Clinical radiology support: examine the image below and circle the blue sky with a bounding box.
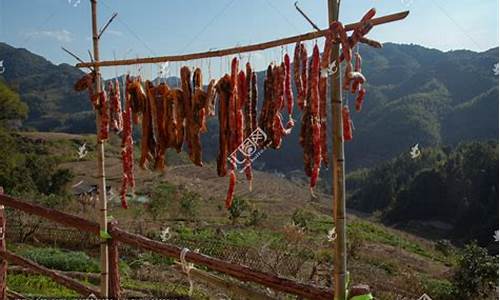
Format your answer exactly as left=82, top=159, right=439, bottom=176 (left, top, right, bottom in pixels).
left=0, top=0, right=498, bottom=79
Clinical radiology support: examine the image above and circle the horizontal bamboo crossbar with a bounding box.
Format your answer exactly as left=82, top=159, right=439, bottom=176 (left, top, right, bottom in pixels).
left=0, top=194, right=332, bottom=299
left=76, top=10, right=408, bottom=68
left=0, top=250, right=100, bottom=297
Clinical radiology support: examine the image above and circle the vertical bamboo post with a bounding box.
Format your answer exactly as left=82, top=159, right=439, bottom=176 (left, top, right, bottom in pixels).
left=328, top=0, right=347, bottom=299
left=90, top=0, right=109, bottom=297
left=0, top=187, right=6, bottom=300
left=108, top=222, right=121, bottom=300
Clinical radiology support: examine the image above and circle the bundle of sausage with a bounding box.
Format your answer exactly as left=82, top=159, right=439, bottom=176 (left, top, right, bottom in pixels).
left=259, top=58, right=294, bottom=150
left=299, top=43, right=323, bottom=194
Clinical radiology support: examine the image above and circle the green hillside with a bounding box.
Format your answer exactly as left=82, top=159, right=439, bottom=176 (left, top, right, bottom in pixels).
left=347, top=141, right=499, bottom=251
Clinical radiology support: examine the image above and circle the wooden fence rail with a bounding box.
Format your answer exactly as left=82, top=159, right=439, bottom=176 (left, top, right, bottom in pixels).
left=0, top=250, right=100, bottom=297
left=0, top=193, right=334, bottom=300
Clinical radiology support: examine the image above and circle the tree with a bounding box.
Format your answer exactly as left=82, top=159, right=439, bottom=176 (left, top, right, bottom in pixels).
left=0, top=81, right=28, bottom=123
left=452, top=242, right=498, bottom=299
left=228, top=197, right=249, bottom=225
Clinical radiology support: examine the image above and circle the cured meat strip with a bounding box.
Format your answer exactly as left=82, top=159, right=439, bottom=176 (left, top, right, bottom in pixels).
left=284, top=53, right=294, bottom=130
left=108, top=79, right=123, bottom=132
left=319, top=23, right=336, bottom=168
left=216, top=75, right=232, bottom=177
left=205, top=79, right=217, bottom=117
left=120, top=89, right=134, bottom=209
left=310, top=45, right=322, bottom=190
left=152, top=83, right=169, bottom=171
left=225, top=57, right=240, bottom=209
left=342, top=105, right=353, bottom=141
left=99, top=90, right=109, bottom=141
left=139, top=84, right=156, bottom=169
left=75, top=73, right=99, bottom=109
left=237, top=70, right=247, bottom=146
left=259, top=65, right=274, bottom=141
left=181, top=66, right=193, bottom=156
left=190, top=68, right=207, bottom=166
left=126, top=77, right=147, bottom=124
left=171, top=88, right=185, bottom=153
left=250, top=72, right=258, bottom=132
left=164, top=87, right=177, bottom=149
left=294, top=42, right=305, bottom=111
left=244, top=63, right=254, bottom=187
left=300, top=44, right=309, bottom=108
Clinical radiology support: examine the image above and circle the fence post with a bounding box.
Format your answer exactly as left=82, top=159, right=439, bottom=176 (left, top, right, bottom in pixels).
left=0, top=187, right=7, bottom=300
left=108, top=221, right=121, bottom=300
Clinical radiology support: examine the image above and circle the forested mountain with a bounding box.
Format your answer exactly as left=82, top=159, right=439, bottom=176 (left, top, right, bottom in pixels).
left=347, top=141, right=499, bottom=250
left=0, top=42, right=498, bottom=172
left=0, top=42, right=94, bottom=133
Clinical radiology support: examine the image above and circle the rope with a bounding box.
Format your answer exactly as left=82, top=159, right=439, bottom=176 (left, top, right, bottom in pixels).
left=180, top=247, right=199, bottom=296
left=179, top=0, right=237, bottom=53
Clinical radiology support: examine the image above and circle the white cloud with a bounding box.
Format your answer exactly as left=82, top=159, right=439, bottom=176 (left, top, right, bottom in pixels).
left=26, top=29, right=73, bottom=42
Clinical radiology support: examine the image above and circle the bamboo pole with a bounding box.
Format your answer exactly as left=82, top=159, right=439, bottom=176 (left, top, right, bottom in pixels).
left=75, top=11, right=408, bottom=68
left=90, top=0, right=109, bottom=297
left=0, top=187, right=6, bottom=300
left=328, top=1, right=347, bottom=299
left=0, top=250, right=100, bottom=297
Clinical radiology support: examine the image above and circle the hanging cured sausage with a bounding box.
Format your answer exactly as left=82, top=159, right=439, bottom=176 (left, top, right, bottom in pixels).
left=216, top=74, right=232, bottom=178
left=309, top=45, right=322, bottom=190
left=108, top=79, right=123, bottom=132
left=342, top=104, right=353, bottom=141
left=120, top=85, right=134, bottom=209
left=294, top=42, right=305, bottom=111
left=284, top=53, right=294, bottom=130
left=98, top=90, right=109, bottom=141
left=190, top=68, right=207, bottom=166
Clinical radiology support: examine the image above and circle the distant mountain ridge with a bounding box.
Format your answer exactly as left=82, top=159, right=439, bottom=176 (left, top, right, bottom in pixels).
left=0, top=41, right=497, bottom=172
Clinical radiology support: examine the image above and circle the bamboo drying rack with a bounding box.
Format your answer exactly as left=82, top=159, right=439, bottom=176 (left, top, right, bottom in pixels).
left=77, top=1, right=409, bottom=299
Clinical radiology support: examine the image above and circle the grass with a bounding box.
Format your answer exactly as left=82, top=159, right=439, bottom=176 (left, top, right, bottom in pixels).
left=122, top=277, right=209, bottom=299
left=348, top=220, right=448, bottom=262
left=7, top=273, right=79, bottom=298
left=21, top=247, right=100, bottom=273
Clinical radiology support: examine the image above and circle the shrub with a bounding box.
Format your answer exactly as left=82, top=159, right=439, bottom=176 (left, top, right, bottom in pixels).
left=179, top=190, right=200, bottom=219
left=451, top=242, right=498, bottom=299
left=246, top=208, right=267, bottom=226
left=228, top=197, right=249, bottom=224
left=22, top=247, right=99, bottom=273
